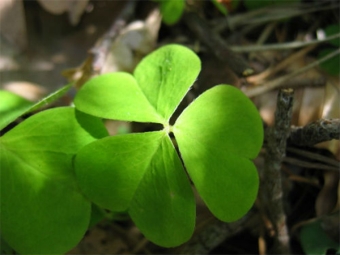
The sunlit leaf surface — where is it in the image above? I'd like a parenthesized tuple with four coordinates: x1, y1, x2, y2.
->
(74, 72, 163, 123)
(174, 85, 263, 221)
(134, 44, 201, 121)
(0, 107, 108, 254)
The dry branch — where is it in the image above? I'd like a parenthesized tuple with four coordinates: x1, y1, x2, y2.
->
(262, 88, 294, 254)
(289, 119, 340, 147)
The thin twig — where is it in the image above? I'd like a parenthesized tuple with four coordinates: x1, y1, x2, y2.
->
(247, 44, 317, 84)
(183, 12, 253, 76)
(289, 119, 340, 147)
(245, 48, 340, 98)
(262, 89, 294, 254)
(249, 22, 278, 61)
(283, 157, 339, 172)
(231, 33, 340, 52)
(220, 3, 338, 31)
(286, 147, 339, 167)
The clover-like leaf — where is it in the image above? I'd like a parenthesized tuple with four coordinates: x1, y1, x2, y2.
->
(300, 219, 340, 255)
(74, 44, 263, 247)
(75, 132, 166, 211)
(155, 0, 185, 25)
(0, 90, 33, 131)
(75, 131, 195, 247)
(128, 133, 195, 247)
(173, 85, 263, 221)
(134, 44, 200, 121)
(0, 84, 72, 131)
(74, 45, 200, 125)
(0, 107, 108, 254)
(74, 72, 163, 123)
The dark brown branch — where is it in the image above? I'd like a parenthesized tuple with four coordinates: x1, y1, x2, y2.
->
(262, 88, 294, 254)
(289, 119, 340, 147)
(183, 12, 253, 77)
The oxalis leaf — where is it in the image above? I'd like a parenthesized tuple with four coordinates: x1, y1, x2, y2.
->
(156, 0, 185, 25)
(0, 107, 108, 254)
(173, 85, 263, 221)
(0, 83, 73, 131)
(74, 44, 263, 247)
(74, 72, 164, 123)
(74, 44, 201, 124)
(75, 131, 195, 247)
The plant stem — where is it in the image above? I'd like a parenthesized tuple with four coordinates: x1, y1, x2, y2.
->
(262, 88, 294, 254)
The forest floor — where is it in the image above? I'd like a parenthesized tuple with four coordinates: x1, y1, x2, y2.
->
(0, 0, 339, 254)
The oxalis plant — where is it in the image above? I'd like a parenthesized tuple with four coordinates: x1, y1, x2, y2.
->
(0, 44, 263, 254)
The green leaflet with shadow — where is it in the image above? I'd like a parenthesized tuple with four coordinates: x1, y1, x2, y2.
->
(173, 85, 263, 221)
(0, 107, 108, 254)
(0, 90, 33, 131)
(0, 84, 72, 131)
(154, 0, 185, 25)
(75, 131, 195, 247)
(300, 219, 340, 255)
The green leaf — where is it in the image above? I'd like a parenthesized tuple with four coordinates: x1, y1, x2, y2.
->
(156, 0, 185, 25)
(211, 0, 228, 15)
(0, 107, 108, 254)
(75, 132, 166, 211)
(1, 236, 15, 255)
(134, 44, 201, 121)
(88, 204, 106, 229)
(318, 48, 340, 76)
(0, 83, 72, 131)
(300, 219, 340, 255)
(74, 72, 164, 123)
(0, 90, 33, 130)
(128, 134, 195, 247)
(75, 131, 195, 247)
(173, 85, 263, 221)
(324, 24, 340, 47)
